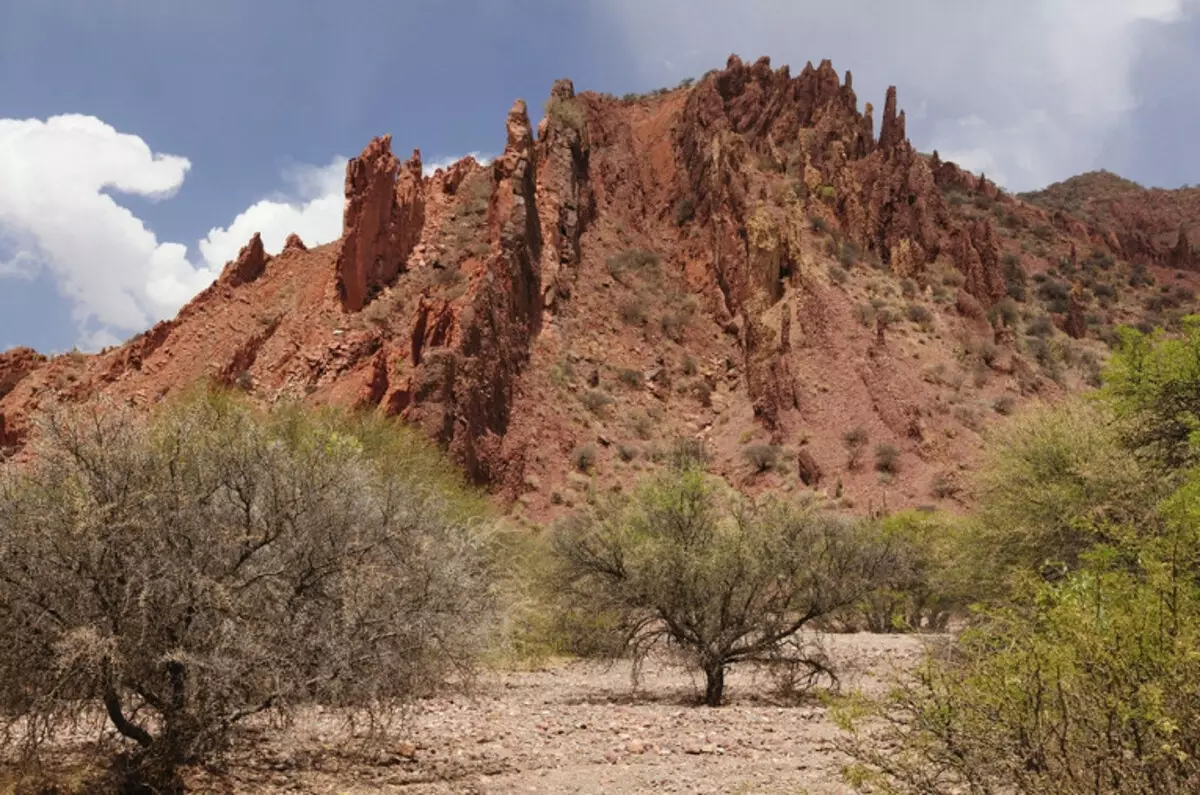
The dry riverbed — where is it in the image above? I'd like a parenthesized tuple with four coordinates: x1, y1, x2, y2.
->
(182, 633, 928, 794)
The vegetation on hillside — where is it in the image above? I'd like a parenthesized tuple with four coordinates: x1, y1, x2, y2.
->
(836, 319, 1200, 793)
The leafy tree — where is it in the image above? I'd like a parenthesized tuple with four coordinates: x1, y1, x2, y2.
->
(1102, 317, 1200, 470)
(973, 398, 1155, 585)
(0, 389, 493, 789)
(552, 465, 893, 706)
(856, 511, 975, 632)
(837, 485, 1200, 794)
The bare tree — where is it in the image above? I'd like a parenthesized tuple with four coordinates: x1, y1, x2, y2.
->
(552, 465, 893, 706)
(0, 389, 493, 788)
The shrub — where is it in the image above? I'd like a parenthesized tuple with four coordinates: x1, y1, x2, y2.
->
(838, 240, 861, 268)
(618, 368, 644, 388)
(828, 265, 850, 285)
(743, 443, 781, 473)
(900, 278, 917, 299)
(571, 444, 598, 473)
(667, 436, 709, 471)
(843, 426, 869, 469)
(674, 196, 695, 226)
(1026, 314, 1055, 338)
(0, 391, 492, 788)
(874, 443, 900, 473)
(544, 96, 587, 132)
(810, 215, 829, 234)
(905, 303, 934, 325)
(1103, 319, 1200, 469)
(607, 249, 661, 286)
(551, 467, 894, 705)
(854, 303, 877, 328)
(992, 394, 1016, 415)
(580, 389, 614, 415)
(617, 443, 638, 462)
(681, 354, 698, 376)
(855, 511, 974, 632)
(618, 296, 648, 326)
(989, 296, 1020, 328)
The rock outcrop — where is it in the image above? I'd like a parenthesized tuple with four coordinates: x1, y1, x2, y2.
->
(535, 79, 592, 310)
(337, 137, 426, 311)
(2, 53, 1190, 522)
(222, 232, 269, 287)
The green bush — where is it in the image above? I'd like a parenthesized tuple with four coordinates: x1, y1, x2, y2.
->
(551, 466, 895, 705)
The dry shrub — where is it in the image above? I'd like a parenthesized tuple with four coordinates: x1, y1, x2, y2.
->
(0, 389, 493, 788)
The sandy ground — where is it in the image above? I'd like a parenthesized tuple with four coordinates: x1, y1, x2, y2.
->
(181, 633, 928, 794)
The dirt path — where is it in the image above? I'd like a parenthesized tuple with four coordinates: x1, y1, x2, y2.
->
(194, 634, 928, 794)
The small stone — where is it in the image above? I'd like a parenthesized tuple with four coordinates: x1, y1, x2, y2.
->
(627, 740, 646, 755)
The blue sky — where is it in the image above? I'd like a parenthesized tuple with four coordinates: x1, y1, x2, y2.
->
(1, 0, 1198, 353)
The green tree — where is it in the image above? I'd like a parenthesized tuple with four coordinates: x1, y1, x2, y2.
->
(838, 486, 1200, 793)
(552, 465, 892, 706)
(1103, 317, 1200, 470)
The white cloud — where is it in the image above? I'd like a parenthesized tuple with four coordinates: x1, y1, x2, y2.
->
(422, 152, 494, 177)
(197, 157, 346, 271)
(594, 0, 1195, 191)
(0, 115, 349, 350)
(0, 115, 213, 342)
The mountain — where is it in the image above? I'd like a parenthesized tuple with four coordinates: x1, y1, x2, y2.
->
(2, 54, 1197, 523)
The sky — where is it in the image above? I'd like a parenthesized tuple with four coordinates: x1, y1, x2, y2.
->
(1, 0, 1198, 353)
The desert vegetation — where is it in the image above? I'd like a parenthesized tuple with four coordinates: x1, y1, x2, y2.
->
(0, 389, 493, 792)
(836, 319, 1200, 793)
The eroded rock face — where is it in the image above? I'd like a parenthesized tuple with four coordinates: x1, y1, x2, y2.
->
(400, 100, 543, 486)
(222, 233, 269, 287)
(674, 55, 1004, 309)
(535, 78, 593, 310)
(337, 137, 426, 311)
(283, 233, 308, 252)
(0, 348, 45, 401)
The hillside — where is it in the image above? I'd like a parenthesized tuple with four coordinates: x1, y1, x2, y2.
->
(2, 54, 1197, 523)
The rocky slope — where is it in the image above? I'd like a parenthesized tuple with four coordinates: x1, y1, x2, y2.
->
(2, 54, 1197, 522)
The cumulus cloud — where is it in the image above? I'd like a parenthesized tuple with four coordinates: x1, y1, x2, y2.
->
(594, 0, 1194, 190)
(0, 115, 212, 340)
(422, 152, 494, 177)
(0, 115, 348, 349)
(198, 157, 346, 271)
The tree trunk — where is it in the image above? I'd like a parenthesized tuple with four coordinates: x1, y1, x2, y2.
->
(703, 663, 726, 707)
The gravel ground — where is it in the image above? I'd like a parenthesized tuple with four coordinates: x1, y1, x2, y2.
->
(189, 633, 929, 794)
